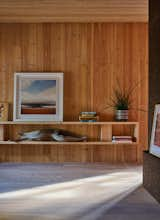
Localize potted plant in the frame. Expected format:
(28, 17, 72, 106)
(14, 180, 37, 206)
(105, 79, 145, 121)
(112, 88, 131, 121)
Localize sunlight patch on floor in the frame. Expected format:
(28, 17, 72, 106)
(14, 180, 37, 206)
(0, 164, 143, 220)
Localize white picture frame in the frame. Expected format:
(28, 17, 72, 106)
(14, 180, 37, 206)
(150, 104, 160, 158)
(13, 72, 63, 121)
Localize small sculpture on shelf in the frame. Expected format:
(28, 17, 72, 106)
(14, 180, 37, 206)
(16, 129, 87, 142)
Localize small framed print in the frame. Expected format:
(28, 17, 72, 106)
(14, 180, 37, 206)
(13, 72, 63, 121)
(0, 102, 8, 121)
(150, 104, 160, 158)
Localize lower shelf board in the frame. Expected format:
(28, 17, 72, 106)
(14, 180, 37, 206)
(0, 141, 138, 145)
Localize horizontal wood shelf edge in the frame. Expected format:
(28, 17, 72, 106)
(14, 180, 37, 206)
(0, 141, 138, 145)
(0, 121, 139, 125)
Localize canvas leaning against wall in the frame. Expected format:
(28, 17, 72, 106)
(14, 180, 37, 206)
(150, 104, 160, 158)
(13, 73, 63, 121)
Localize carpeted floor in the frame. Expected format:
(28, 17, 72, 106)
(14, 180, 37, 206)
(0, 163, 159, 220)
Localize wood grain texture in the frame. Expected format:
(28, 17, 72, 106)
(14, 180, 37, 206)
(0, 23, 148, 163)
(0, 121, 139, 125)
(0, 0, 148, 23)
(100, 125, 112, 142)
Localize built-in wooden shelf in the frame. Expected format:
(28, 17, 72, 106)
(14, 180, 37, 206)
(0, 121, 139, 146)
(0, 141, 138, 145)
(0, 121, 138, 125)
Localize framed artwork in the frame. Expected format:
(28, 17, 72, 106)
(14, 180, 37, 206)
(0, 102, 8, 121)
(150, 104, 160, 158)
(13, 72, 63, 121)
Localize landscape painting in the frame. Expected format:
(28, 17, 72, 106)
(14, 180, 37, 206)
(14, 73, 63, 121)
(154, 112, 160, 147)
(150, 104, 160, 158)
(21, 79, 57, 115)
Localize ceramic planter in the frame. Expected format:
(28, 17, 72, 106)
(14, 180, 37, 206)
(115, 110, 128, 121)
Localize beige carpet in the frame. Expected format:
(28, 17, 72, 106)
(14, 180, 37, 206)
(0, 163, 159, 220)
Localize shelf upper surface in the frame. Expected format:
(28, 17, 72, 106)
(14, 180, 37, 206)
(0, 141, 138, 145)
(0, 121, 139, 125)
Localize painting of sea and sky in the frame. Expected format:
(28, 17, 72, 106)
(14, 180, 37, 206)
(20, 79, 56, 115)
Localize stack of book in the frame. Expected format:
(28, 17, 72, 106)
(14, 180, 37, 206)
(112, 136, 133, 143)
(79, 112, 98, 122)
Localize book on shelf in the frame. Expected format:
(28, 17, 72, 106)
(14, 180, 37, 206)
(112, 135, 133, 143)
(79, 116, 98, 120)
(79, 115, 97, 118)
(112, 136, 132, 139)
(80, 112, 97, 116)
(79, 116, 99, 122)
(79, 112, 99, 122)
(80, 119, 97, 122)
(112, 140, 133, 143)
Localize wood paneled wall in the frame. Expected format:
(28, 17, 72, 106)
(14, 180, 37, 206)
(0, 23, 148, 163)
(0, 0, 148, 23)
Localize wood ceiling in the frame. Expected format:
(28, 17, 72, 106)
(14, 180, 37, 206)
(0, 0, 148, 23)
